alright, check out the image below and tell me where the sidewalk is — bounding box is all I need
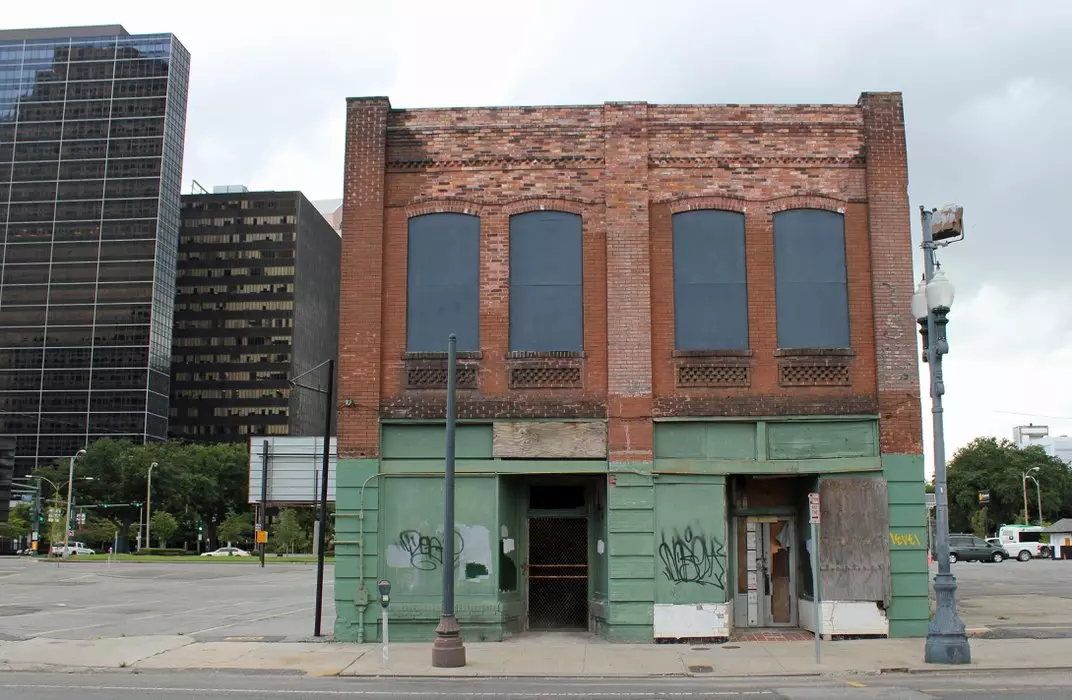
[2,634,1071,678]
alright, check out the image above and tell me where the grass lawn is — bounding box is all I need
[35,554,334,564]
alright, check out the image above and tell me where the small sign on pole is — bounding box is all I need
[807,491,821,664]
[256,530,268,544]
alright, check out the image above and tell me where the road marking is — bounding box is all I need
[842,681,866,687]
[184,606,310,636]
[32,598,267,636]
[0,686,773,697]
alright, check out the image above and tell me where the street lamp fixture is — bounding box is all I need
[146,462,159,550]
[61,449,88,560]
[917,205,971,665]
[1023,466,1041,525]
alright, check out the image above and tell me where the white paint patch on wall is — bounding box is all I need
[653,603,730,639]
[798,599,889,636]
[457,524,493,582]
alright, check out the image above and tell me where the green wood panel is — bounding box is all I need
[610,579,655,602]
[380,458,607,474]
[609,485,655,509]
[885,595,931,621]
[889,619,929,638]
[767,420,877,460]
[653,422,757,460]
[607,601,655,625]
[336,458,380,488]
[888,526,927,550]
[609,533,655,557]
[887,480,925,504]
[889,505,926,529]
[609,470,654,486]
[882,453,925,482]
[654,478,729,605]
[890,546,929,573]
[381,424,493,459]
[609,555,654,579]
[891,572,930,598]
[608,509,655,533]
[381,475,499,598]
[654,457,881,475]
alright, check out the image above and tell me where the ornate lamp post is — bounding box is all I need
[915,205,970,665]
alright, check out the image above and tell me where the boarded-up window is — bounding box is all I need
[509,211,583,352]
[406,213,480,352]
[672,210,748,350]
[818,477,891,605]
[773,209,850,349]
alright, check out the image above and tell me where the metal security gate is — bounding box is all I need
[526,516,588,630]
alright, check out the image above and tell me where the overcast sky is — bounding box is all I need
[6,0,1071,475]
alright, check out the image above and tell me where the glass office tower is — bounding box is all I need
[0,26,190,478]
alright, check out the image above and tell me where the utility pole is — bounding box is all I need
[145,462,157,550]
[260,440,269,568]
[432,334,466,667]
[62,449,87,559]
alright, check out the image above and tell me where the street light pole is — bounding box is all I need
[432,334,466,668]
[62,449,87,559]
[916,205,971,665]
[1023,469,1041,524]
[145,462,158,550]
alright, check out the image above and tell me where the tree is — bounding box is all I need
[271,508,310,553]
[150,511,179,548]
[218,511,254,547]
[946,437,1072,534]
[33,438,252,552]
[0,503,31,539]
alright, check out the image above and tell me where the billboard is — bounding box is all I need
[248,437,336,505]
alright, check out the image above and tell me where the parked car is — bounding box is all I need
[997,525,1051,561]
[201,546,250,557]
[49,542,95,556]
[946,534,1005,563]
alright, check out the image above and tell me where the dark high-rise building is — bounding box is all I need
[0,26,191,478]
[170,188,340,442]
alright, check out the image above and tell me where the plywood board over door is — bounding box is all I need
[818,477,891,605]
[493,421,607,459]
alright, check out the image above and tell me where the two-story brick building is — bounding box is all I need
[332,93,928,644]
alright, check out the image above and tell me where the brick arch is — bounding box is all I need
[404,198,487,218]
[664,195,748,215]
[501,197,588,217]
[764,195,846,215]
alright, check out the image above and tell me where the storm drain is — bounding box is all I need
[688,664,714,674]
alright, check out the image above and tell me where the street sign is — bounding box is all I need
[808,492,821,524]
[978,490,990,505]
[256,530,268,544]
[19,494,33,501]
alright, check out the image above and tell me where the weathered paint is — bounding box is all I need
[653,475,729,605]
[766,420,878,459]
[882,452,930,638]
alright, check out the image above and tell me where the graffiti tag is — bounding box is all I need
[396,529,465,571]
[889,532,922,547]
[658,525,726,590]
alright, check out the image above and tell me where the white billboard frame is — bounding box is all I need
[248,436,337,505]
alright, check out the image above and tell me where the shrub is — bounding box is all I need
[135,547,188,556]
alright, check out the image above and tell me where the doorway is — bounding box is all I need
[735,516,797,627]
[523,480,597,631]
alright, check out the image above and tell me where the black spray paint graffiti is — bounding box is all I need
[396,529,465,571]
[658,525,726,591]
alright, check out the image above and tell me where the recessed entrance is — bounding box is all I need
[527,515,588,629]
[519,478,604,632]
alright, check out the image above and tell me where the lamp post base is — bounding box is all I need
[924,572,971,664]
[431,615,466,668]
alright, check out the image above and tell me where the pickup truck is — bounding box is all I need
[49,542,95,556]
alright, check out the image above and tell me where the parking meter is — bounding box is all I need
[377,579,391,667]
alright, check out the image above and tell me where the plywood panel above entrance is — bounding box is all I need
[493,420,607,459]
[767,420,877,460]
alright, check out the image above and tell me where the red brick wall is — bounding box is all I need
[336,95,921,460]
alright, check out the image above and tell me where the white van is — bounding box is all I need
[998,525,1049,561]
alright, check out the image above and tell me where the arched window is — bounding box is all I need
[509,211,583,352]
[773,209,850,348]
[406,213,480,352]
[672,209,748,350]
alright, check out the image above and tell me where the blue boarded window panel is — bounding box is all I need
[672,210,749,350]
[773,209,850,349]
[509,211,583,352]
[406,213,480,352]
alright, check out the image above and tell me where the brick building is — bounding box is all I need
[332,93,927,644]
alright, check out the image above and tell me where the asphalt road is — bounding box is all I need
[945,557,1069,598]
[0,558,333,642]
[2,670,1072,699]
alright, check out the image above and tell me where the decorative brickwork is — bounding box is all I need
[676,362,751,388]
[338,95,920,461]
[779,363,851,387]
